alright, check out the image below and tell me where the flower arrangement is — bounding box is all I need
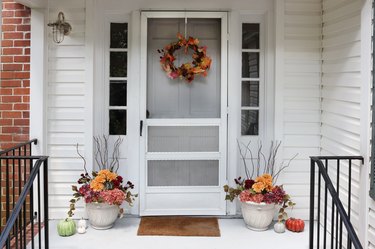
[224,141,296,222]
[68,136,137,217]
[224,174,294,222]
[158,33,212,83]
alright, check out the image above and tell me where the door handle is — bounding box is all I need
[140,120,143,136]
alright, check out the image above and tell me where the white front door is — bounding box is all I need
[139,12,228,216]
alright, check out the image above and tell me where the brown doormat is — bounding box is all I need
[137,216,221,237]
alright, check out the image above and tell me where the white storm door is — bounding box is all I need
[140,12,228,216]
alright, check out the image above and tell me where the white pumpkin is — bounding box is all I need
[78,218,87,228]
[274,222,285,233]
[77,226,86,234]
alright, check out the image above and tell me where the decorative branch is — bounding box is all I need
[93,136,104,170]
[92,135,123,172]
[237,140,250,179]
[76,143,88,175]
[256,141,262,177]
[237,140,296,181]
[110,137,123,172]
[273,153,298,184]
[266,141,274,174]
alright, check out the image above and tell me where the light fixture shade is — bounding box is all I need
[47,12,72,43]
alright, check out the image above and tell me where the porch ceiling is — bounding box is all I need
[15,0,47,8]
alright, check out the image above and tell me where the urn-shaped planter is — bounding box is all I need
[86,203,119,230]
[241,201,276,231]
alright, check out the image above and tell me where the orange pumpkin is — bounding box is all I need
[285,218,305,232]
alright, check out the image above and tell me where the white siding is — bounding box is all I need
[281,0,322,219]
[321,0,362,233]
[369,0,375,247]
[47,0,88,219]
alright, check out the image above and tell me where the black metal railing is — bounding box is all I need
[310,156,364,249]
[0,140,49,249]
[0,139,37,230]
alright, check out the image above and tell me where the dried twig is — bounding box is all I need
[256,141,262,177]
[237,139,295,181]
[237,140,250,179]
[110,137,123,172]
[240,140,256,179]
[76,143,88,175]
[273,153,298,184]
[93,135,123,171]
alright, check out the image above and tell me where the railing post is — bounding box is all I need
[310,156,364,249]
[43,160,49,249]
[309,158,315,249]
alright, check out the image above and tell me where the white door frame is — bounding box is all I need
[139,11,228,215]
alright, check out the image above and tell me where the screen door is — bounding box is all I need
[140,12,228,215]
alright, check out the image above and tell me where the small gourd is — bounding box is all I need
[78,218,87,229]
[274,221,285,233]
[57,218,76,237]
[77,226,86,234]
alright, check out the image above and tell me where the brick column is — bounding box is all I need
[1,0,31,150]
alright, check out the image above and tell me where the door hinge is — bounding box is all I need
[227,33,230,41]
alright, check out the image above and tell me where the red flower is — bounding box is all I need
[117,175,123,183]
[244,179,255,189]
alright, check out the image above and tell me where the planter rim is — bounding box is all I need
[238,199,276,206]
[86,202,119,206]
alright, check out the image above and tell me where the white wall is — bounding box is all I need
[42,0,362,224]
[43,0,369,223]
[321,0,363,236]
[46,0,91,219]
[364,0,375,247]
[43,0,279,219]
[276,0,322,219]
[37,1,375,247]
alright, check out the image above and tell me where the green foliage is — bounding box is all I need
[223,185,243,202]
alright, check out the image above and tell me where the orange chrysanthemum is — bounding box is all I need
[252,182,266,193]
[98,169,117,181]
[254,174,273,192]
[90,180,104,191]
[90,169,118,191]
[262,174,272,181]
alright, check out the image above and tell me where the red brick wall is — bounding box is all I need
[0,0,31,150]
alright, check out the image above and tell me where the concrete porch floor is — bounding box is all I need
[39,218,309,249]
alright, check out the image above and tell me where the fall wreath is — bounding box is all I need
[158,33,212,83]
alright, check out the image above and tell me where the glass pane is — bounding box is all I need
[110,81,127,106]
[242,23,260,49]
[110,23,128,48]
[148,126,219,152]
[242,81,259,107]
[241,110,259,135]
[148,160,219,186]
[110,52,127,77]
[109,110,126,135]
[242,52,259,78]
[147,18,221,119]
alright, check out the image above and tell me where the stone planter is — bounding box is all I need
[86,203,119,230]
[240,201,276,231]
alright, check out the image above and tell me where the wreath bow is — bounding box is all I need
[158,33,212,83]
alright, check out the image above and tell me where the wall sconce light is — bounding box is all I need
[47,12,72,44]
